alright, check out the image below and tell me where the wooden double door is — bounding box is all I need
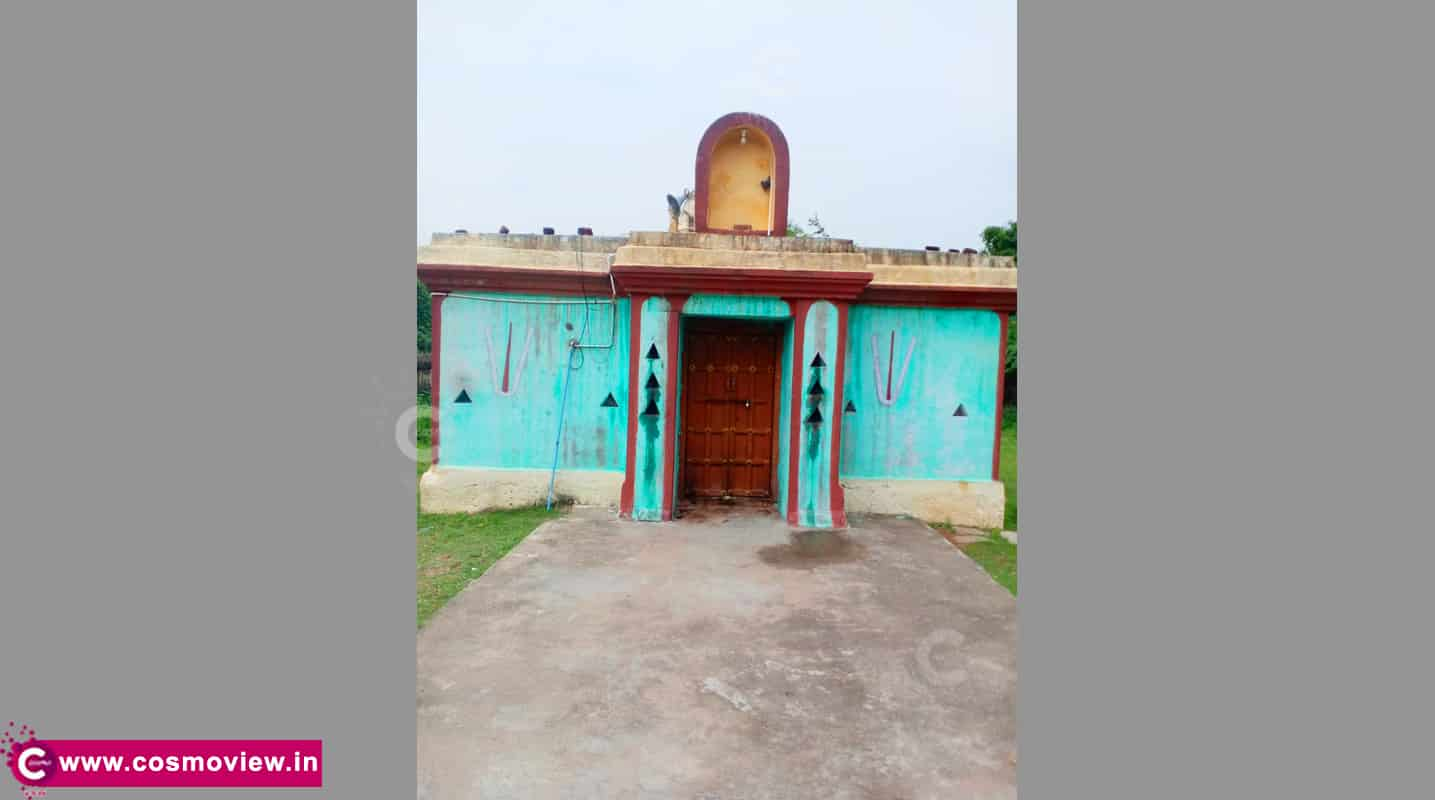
[680,320,783,500]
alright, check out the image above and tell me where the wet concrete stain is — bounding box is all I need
[757,530,867,569]
[640,412,658,486]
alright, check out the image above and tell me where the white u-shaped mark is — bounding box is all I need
[484,322,534,396]
[871,331,915,406]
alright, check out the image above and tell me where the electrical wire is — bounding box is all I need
[549,234,599,508]
[546,342,579,511]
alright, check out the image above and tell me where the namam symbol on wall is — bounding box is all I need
[805,352,827,425]
[484,322,534,396]
[640,342,661,416]
[870,331,916,406]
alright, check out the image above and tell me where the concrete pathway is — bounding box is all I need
[417,507,1016,800]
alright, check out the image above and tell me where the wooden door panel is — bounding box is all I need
[682,323,780,500]
[686,332,724,497]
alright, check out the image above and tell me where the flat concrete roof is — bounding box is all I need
[419,231,1016,291]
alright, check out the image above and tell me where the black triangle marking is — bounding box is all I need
[645,373,661,389]
[600,392,618,408]
[454,389,471,404]
[641,396,661,416]
[810,352,826,368]
[645,343,661,360]
[844,400,856,413]
[805,407,824,424]
[953,404,967,417]
[807,378,825,396]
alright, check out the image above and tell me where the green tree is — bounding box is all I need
[1005,316,1017,373]
[980,221,1017,384]
[981,221,1017,258]
[787,213,829,238]
[417,280,432,353]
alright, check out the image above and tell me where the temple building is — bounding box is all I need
[418,113,1016,528]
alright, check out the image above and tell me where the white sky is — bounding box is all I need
[418,0,1015,250]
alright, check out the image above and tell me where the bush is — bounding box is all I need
[418,280,432,353]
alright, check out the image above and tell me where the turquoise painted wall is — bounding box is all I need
[631,296,673,520]
[439,294,630,472]
[437,294,998,522]
[795,301,840,527]
[839,305,1000,481]
[683,294,791,319]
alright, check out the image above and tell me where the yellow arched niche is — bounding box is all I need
[706,126,775,233]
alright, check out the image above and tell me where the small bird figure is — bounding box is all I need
[760,176,771,192]
[498,225,509,234]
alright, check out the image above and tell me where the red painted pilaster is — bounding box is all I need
[785,299,813,526]
[429,293,446,468]
[619,293,649,518]
[828,302,851,528]
[660,294,689,520]
[993,312,1009,481]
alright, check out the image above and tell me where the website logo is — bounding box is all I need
[5,723,321,795]
[4,724,52,799]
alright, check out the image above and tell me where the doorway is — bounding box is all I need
[679,319,783,502]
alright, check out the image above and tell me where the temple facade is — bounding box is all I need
[418,113,1016,528]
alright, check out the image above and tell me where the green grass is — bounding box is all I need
[416,402,432,478]
[932,523,1018,596]
[414,401,560,627]
[958,534,1017,595]
[417,505,560,626]
[930,405,1018,595]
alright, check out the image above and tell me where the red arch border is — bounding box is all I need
[694,112,790,236]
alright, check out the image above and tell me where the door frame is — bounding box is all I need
[676,316,787,503]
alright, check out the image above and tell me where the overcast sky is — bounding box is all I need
[418,0,1015,250]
